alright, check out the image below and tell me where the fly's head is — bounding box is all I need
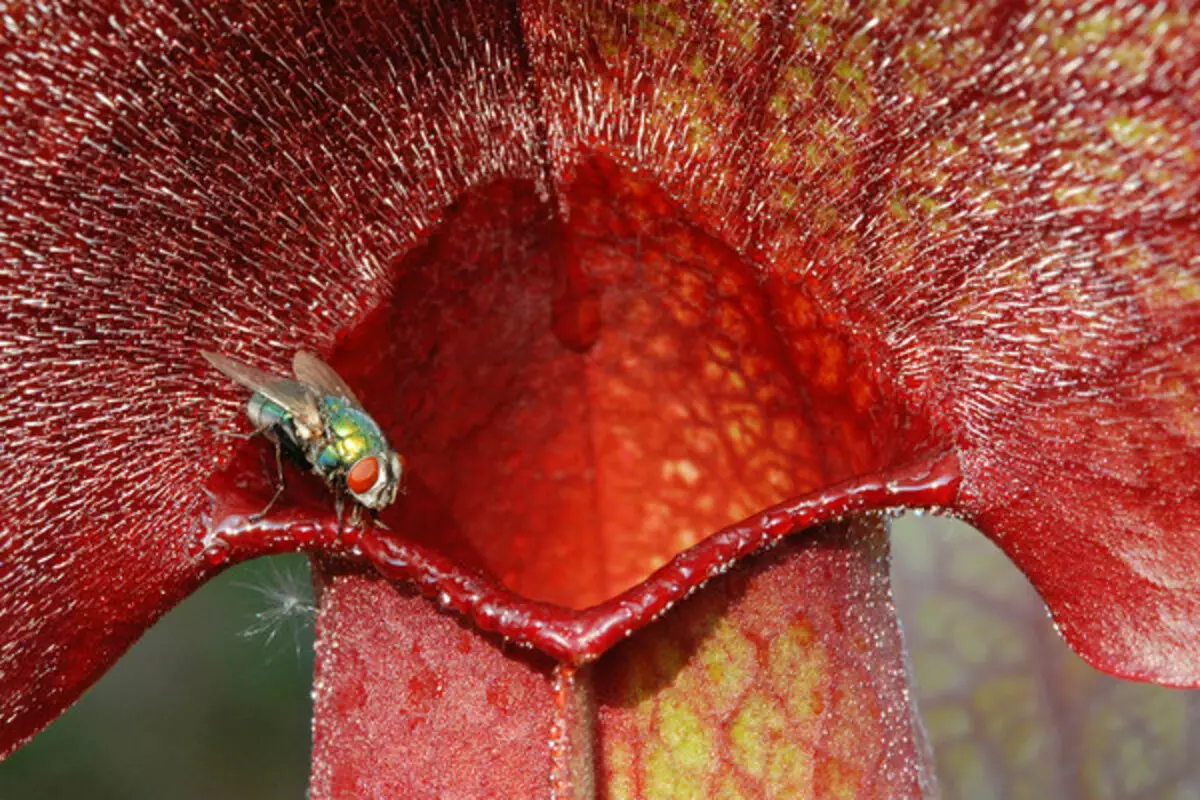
[345,450,406,510]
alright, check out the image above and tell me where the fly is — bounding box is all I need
[203,349,406,529]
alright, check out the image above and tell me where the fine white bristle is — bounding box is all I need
[235,558,316,662]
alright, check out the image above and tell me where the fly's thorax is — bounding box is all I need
[321,401,386,453]
[308,402,382,469]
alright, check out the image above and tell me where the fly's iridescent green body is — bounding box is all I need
[203,350,406,526]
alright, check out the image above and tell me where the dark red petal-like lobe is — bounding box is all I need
[0,0,542,756]
[518,0,1200,682]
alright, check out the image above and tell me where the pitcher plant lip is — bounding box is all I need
[197,449,961,664]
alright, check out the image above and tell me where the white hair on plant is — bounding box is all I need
[235,557,316,661]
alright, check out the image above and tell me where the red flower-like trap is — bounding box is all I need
[1,1,1196,797]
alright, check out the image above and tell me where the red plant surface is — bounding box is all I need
[0,0,1196,797]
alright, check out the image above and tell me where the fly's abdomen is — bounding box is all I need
[247,393,289,432]
[248,392,312,465]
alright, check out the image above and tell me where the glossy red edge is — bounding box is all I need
[199,449,960,664]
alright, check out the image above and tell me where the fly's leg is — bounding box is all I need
[370,510,391,532]
[218,427,263,440]
[335,491,345,542]
[249,438,286,522]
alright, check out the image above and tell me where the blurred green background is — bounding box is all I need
[891,515,1200,800]
[2,517,1198,798]
[0,555,315,800]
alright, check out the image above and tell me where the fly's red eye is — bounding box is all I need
[347,456,379,494]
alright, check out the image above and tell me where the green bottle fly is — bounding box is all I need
[203,350,406,524]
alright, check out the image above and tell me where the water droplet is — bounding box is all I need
[202,546,230,566]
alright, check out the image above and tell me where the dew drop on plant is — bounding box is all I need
[202,546,230,567]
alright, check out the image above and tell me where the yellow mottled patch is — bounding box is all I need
[766,740,813,795]
[645,697,713,799]
[672,528,700,552]
[709,340,734,362]
[653,639,687,679]
[698,619,757,714]
[1050,8,1119,57]
[714,777,747,800]
[1077,8,1119,41]
[822,757,863,799]
[806,0,849,15]
[1162,375,1200,444]
[799,116,856,193]
[1106,114,1171,152]
[646,744,706,800]
[620,652,665,710]
[685,115,718,158]
[766,465,793,494]
[1142,259,1200,312]
[731,693,787,778]
[815,335,845,390]
[901,38,943,72]
[770,65,815,117]
[766,618,828,721]
[798,20,832,50]
[662,458,702,486]
[918,194,948,230]
[1108,41,1151,75]
[656,79,726,160]
[771,417,800,450]
[606,740,636,800]
[713,0,760,53]
[765,136,793,170]
[633,1,686,54]
[830,57,874,120]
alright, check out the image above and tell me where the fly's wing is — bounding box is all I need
[202,351,323,431]
[292,350,363,407]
